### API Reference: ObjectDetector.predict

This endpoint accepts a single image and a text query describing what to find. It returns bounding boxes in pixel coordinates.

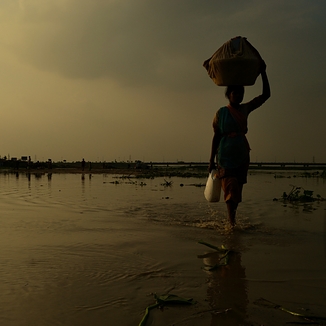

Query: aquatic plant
[273,185,324,213]
[160,179,173,187]
[280,184,324,203]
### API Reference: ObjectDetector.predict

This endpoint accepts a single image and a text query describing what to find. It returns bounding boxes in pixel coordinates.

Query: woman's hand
[208,161,216,173]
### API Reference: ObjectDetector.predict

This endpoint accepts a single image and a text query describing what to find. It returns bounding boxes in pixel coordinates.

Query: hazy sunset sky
[0,0,325,163]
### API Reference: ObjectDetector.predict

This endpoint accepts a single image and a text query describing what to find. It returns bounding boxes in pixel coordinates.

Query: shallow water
[0,171,325,325]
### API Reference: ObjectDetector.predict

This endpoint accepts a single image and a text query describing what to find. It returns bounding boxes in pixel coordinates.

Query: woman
[208,61,270,227]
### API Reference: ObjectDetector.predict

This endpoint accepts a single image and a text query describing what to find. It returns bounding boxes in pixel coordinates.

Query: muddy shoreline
[0,167,209,178]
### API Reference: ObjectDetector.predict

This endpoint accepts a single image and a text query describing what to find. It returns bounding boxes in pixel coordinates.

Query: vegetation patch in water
[273,185,324,213]
[281,185,324,203]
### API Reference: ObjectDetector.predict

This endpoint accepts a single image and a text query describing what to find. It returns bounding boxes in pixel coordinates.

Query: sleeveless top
[216,106,249,169]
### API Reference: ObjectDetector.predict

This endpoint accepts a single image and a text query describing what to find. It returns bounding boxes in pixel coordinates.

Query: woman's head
[225,85,244,105]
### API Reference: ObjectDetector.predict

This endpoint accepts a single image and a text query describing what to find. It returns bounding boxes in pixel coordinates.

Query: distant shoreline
[0,168,148,176]
[1,165,325,179]
[1,160,326,173]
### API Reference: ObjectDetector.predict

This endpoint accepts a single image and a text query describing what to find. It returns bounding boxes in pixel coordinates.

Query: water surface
[0,171,325,325]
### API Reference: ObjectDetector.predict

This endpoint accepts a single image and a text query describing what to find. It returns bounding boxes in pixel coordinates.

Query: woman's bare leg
[222,177,243,227]
[226,200,238,227]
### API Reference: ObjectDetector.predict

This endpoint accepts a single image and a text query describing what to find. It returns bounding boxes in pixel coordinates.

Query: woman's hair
[225,85,244,99]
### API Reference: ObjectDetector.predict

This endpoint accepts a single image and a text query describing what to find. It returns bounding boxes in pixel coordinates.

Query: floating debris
[198,241,231,271]
[254,297,326,323]
[198,240,228,252]
[138,293,196,326]
[180,183,205,187]
[109,180,120,185]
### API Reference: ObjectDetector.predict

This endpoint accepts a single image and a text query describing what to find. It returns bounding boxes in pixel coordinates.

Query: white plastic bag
[204,169,221,202]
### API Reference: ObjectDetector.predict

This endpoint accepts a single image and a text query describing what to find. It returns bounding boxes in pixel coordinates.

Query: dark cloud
[12,1,267,89]
[1,0,326,162]
[9,0,326,91]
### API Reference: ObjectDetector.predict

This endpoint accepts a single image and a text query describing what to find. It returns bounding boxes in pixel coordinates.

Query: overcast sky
[0,0,325,163]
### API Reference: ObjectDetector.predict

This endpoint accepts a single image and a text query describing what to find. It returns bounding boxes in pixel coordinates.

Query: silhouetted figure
[209,61,270,227]
[81,158,86,171]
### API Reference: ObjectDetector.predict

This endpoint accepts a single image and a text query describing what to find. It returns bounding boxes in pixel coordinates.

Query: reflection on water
[200,234,249,325]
